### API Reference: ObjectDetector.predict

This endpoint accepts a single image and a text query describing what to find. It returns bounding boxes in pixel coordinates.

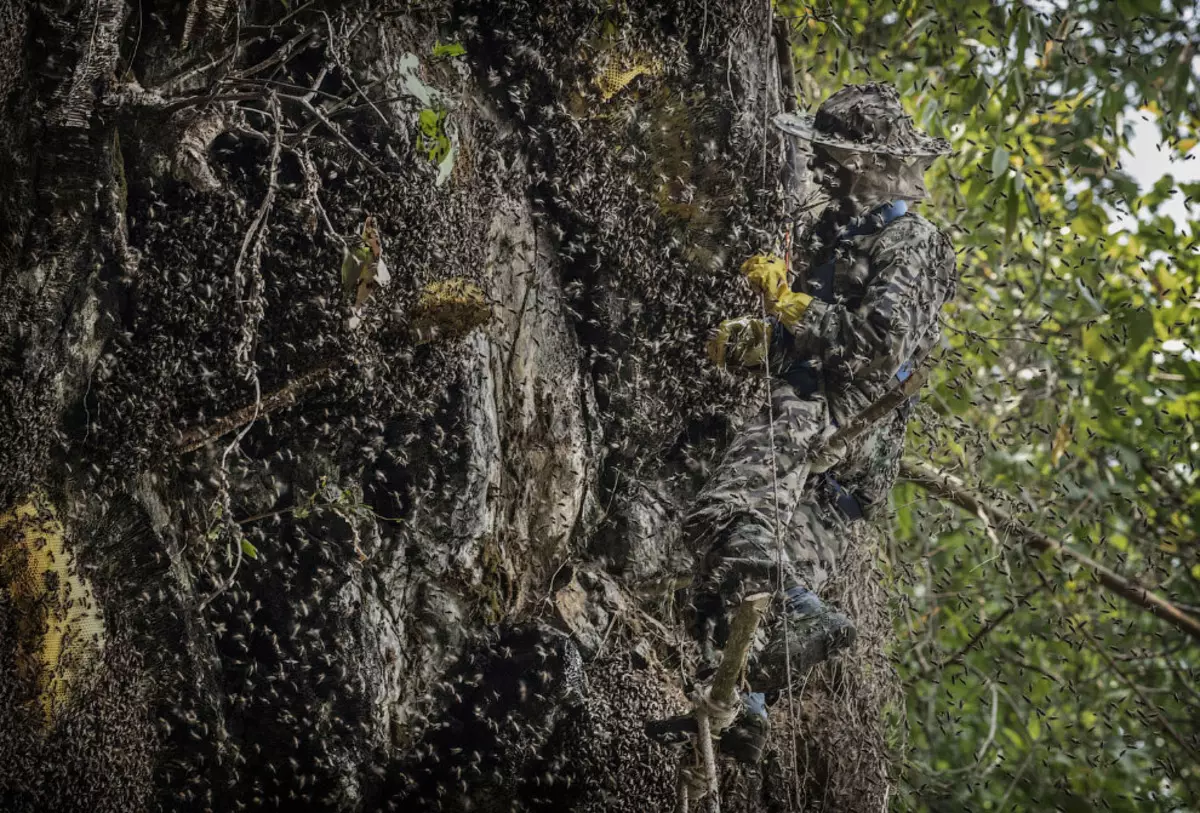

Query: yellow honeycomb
[0,492,105,727]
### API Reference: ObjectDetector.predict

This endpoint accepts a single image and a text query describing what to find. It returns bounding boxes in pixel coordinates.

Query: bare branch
[320,10,391,127]
[290,146,344,247]
[232,94,283,376]
[902,460,1200,644]
[176,361,339,452]
[232,28,317,81]
[289,94,388,178]
[921,585,1047,678]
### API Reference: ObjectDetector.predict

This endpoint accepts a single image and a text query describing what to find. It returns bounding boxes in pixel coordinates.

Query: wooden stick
[710,592,772,713]
[675,592,773,813]
[825,367,928,448]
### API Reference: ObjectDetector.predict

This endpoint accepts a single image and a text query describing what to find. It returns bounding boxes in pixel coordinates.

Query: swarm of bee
[0,0,888,810]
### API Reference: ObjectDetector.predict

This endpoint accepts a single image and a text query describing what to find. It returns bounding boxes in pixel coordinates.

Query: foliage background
[779,0,1200,809]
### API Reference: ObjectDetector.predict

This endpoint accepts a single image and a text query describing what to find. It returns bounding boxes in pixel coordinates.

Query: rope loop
[694,687,740,732]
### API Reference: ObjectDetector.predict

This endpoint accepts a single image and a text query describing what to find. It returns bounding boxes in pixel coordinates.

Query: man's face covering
[815,144,934,208]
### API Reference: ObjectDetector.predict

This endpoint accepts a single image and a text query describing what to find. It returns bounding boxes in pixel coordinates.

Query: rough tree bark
[0,2,897,811]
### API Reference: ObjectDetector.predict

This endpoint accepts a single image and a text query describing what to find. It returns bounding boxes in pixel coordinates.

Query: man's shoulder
[879,211,946,241]
[875,211,955,267]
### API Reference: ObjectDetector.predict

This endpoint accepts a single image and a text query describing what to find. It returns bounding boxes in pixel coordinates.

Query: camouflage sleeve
[787,215,955,382]
[840,402,911,519]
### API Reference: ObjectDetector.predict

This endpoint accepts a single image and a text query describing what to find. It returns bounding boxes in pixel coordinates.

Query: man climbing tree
[687,83,958,759]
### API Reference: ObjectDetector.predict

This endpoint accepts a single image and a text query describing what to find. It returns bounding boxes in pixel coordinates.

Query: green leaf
[433,40,466,59]
[240,539,259,560]
[1121,307,1155,354]
[990,146,1009,178]
[1145,173,1176,209]
[1108,170,1139,206]
[418,108,443,137]
[416,107,453,171]
[1012,15,1032,66]
[1003,727,1024,749]
[1004,178,1020,244]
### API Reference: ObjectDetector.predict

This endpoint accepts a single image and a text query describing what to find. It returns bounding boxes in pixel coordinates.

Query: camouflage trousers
[683,382,847,628]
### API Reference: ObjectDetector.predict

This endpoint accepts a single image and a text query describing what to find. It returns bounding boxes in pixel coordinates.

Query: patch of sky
[1109,111,1200,236]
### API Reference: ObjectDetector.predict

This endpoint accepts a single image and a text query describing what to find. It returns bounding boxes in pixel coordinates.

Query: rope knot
[694,687,739,733]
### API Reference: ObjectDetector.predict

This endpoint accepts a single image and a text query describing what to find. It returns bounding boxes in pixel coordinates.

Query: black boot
[750,585,856,694]
[718,691,769,764]
[645,692,769,766]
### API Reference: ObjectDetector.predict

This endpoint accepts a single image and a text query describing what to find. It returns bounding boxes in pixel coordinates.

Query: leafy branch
[902,459,1200,643]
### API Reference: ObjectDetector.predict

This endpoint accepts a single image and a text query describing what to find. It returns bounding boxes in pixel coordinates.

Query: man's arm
[838,403,911,520]
[785,215,955,382]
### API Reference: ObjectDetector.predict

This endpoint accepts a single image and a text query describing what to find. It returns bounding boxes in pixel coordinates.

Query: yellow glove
[772,289,813,329]
[707,317,772,369]
[740,254,813,330]
[741,254,790,300]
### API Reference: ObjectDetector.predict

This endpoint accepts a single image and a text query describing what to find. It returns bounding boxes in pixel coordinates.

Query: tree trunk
[0,2,895,811]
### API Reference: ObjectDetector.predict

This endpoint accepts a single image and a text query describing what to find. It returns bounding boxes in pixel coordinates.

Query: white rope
[677,7,805,809]
[695,686,740,732]
[761,6,808,804]
[759,253,803,810]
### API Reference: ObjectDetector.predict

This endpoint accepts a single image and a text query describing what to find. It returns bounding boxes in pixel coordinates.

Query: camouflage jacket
[786,209,958,518]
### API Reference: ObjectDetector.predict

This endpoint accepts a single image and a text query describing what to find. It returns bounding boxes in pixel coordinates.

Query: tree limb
[176,361,339,452]
[901,460,1200,644]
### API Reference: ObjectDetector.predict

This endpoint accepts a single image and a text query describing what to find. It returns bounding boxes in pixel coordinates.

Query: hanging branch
[232,94,282,376]
[901,460,1200,644]
[176,361,340,452]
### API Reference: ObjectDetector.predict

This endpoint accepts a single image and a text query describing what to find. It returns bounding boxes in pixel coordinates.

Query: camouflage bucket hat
[774,83,952,158]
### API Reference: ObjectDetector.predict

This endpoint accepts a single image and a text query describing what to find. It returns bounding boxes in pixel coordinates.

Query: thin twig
[291,94,387,178]
[300,64,330,104]
[268,0,321,29]
[995,749,1036,812]
[231,93,282,376]
[198,375,263,610]
[921,585,1047,678]
[321,10,390,127]
[1079,628,1200,761]
[232,28,316,81]
[236,75,342,103]
[289,145,344,247]
[974,682,999,763]
[159,91,263,115]
[154,44,253,93]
